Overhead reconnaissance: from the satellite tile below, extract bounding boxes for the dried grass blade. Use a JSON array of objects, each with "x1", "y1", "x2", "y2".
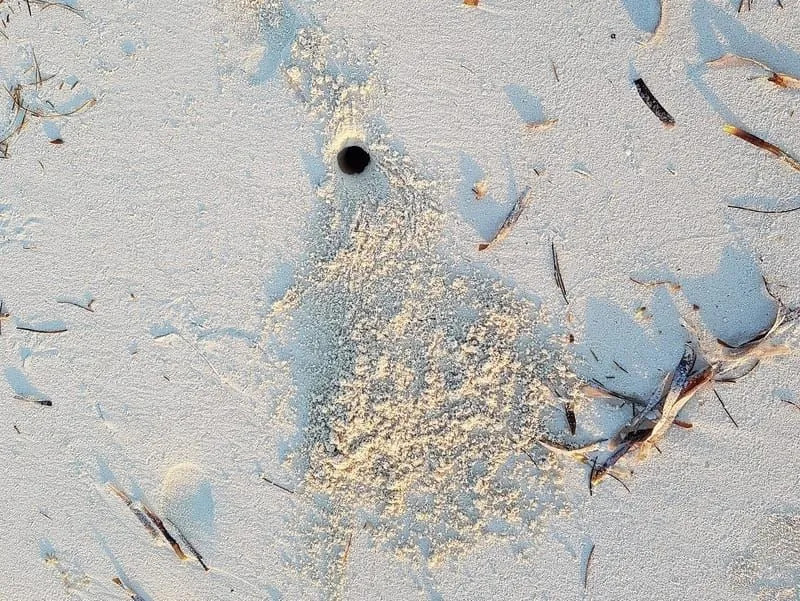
[
  {"x1": 723, "y1": 124, "x2": 800, "y2": 173},
  {"x1": 477, "y1": 186, "x2": 532, "y2": 251}
]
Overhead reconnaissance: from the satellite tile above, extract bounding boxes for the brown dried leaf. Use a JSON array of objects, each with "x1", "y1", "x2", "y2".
[{"x1": 525, "y1": 118, "x2": 558, "y2": 132}]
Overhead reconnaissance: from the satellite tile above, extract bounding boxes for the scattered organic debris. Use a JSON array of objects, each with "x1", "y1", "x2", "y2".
[
  {"x1": 633, "y1": 78, "x2": 675, "y2": 127},
  {"x1": 553, "y1": 284, "x2": 797, "y2": 491},
  {"x1": 0, "y1": 51, "x2": 95, "y2": 158},
  {"x1": 706, "y1": 54, "x2": 800, "y2": 89},
  {"x1": 463, "y1": 0, "x2": 479, "y2": 6},
  {"x1": 525, "y1": 118, "x2": 558, "y2": 132},
  {"x1": 551, "y1": 241, "x2": 568, "y2": 303},
  {"x1": 723, "y1": 124, "x2": 800, "y2": 173},
  {"x1": 108, "y1": 483, "x2": 199, "y2": 565},
  {"x1": 551, "y1": 60, "x2": 560, "y2": 82},
  {"x1": 477, "y1": 186, "x2": 532, "y2": 251},
  {"x1": 727, "y1": 203, "x2": 800, "y2": 214}
]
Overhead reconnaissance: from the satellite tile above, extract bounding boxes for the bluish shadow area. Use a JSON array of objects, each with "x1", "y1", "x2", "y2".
[
  {"x1": 98, "y1": 541, "x2": 155, "y2": 601},
  {"x1": 580, "y1": 288, "x2": 685, "y2": 399},
  {"x1": 680, "y1": 246, "x2": 776, "y2": 347},
  {"x1": 693, "y1": 0, "x2": 800, "y2": 70},
  {"x1": 504, "y1": 84, "x2": 544, "y2": 124},
  {"x1": 252, "y1": 0, "x2": 305, "y2": 83},
  {"x1": 4, "y1": 366, "x2": 48, "y2": 400},
  {"x1": 456, "y1": 154, "x2": 517, "y2": 241},
  {"x1": 726, "y1": 196, "x2": 800, "y2": 212},
  {"x1": 689, "y1": 0, "x2": 800, "y2": 123},
  {"x1": 621, "y1": 0, "x2": 661, "y2": 32}
]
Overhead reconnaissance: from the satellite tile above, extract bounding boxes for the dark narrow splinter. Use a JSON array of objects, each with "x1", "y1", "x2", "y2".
[
  {"x1": 633, "y1": 78, "x2": 675, "y2": 127},
  {"x1": 337, "y1": 145, "x2": 371, "y2": 174}
]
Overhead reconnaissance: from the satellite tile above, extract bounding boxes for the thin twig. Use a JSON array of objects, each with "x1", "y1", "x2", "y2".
[
  {"x1": 612, "y1": 360, "x2": 629, "y2": 374},
  {"x1": 713, "y1": 389, "x2": 739, "y2": 427},
  {"x1": 16, "y1": 325, "x2": 67, "y2": 334},
  {"x1": 261, "y1": 476, "x2": 295, "y2": 494},
  {"x1": 727, "y1": 203, "x2": 800, "y2": 214},
  {"x1": 551, "y1": 241, "x2": 568, "y2": 303}
]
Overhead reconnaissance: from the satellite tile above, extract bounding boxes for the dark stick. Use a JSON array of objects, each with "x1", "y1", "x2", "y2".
[
  {"x1": 16, "y1": 325, "x2": 67, "y2": 334},
  {"x1": 170, "y1": 521, "x2": 210, "y2": 571},
  {"x1": 141, "y1": 504, "x2": 187, "y2": 561},
  {"x1": 606, "y1": 472, "x2": 631, "y2": 493},
  {"x1": 780, "y1": 399, "x2": 799, "y2": 411},
  {"x1": 551, "y1": 241, "x2": 568, "y2": 303},
  {"x1": 564, "y1": 401, "x2": 577, "y2": 435},
  {"x1": 727, "y1": 204, "x2": 800, "y2": 214},
  {"x1": 713, "y1": 389, "x2": 739, "y2": 428},
  {"x1": 588, "y1": 457, "x2": 597, "y2": 496},
  {"x1": 633, "y1": 78, "x2": 675, "y2": 127},
  {"x1": 261, "y1": 476, "x2": 295, "y2": 494},
  {"x1": 612, "y1": 360, "x2": 629, "y2": 374}
]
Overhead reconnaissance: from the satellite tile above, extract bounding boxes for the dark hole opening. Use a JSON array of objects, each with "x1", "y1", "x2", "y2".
[{"x1": 337, "y1": 145, "x2": 371, "y2": 175}]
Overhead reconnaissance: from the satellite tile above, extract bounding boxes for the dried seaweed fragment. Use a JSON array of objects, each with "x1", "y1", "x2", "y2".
[
  {"x1": 633, "y1": 78, "x2": 675, "y2": 127},
  {"x1": 477, "y1": 186, "x2": 532, "y2": 251},
  {"x1": 463, "y1": 0, "x2": 479, "y2": 5},
  {"x1": 706, "y1": 54, "x2": 800, "y2": 89},
  {"x1": 723, "y1": 124, "x2": 800, "y2": 173},
  {"x1": 525, "y1": 118, "x2": 558, "y2": 132}
]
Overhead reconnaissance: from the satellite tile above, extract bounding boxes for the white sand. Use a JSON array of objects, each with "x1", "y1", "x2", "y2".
[{"x1": 0, "y1": 0, "x2": 798, "y2": 599}]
